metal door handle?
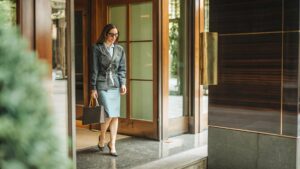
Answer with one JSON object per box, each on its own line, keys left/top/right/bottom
{"left": 200, "top": 32, "right": 218, "bottom": 85}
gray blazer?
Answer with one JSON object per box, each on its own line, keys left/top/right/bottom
{"left": 91, "top": 43, "right": 126, "bottom": 90}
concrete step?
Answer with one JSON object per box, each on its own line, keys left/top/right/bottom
{"left": 181, "top": 158, "right": 207, "bottom": 169}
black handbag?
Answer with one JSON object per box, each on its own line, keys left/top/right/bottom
{"left": 82, "top": 97, "right": 105, "bottom": 125}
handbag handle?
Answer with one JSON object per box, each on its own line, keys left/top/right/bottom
{"left": 89, "top": 96, "right": 100, "bottom": 107}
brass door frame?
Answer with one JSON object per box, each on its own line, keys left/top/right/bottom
{"left": 160, "top": 0, "right": 207, "bottom": 139}
{"left": 189, "top": 0, "right": 206, "bottom": 134}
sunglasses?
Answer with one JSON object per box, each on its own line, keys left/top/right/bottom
{"left": 107, "top": 32, "right": 119, "bottom": 37}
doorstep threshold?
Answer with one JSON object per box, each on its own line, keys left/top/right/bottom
{"left": 131, "top": 145, "right": 207, "bottom": 169}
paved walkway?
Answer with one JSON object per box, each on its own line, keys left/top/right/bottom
{"left": 49, "top": 79, "right": 208, "bottom": 168}
{"left": 76, "top": 128, "right": 207, "bottom": 169}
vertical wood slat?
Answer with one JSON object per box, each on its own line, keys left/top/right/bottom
{"left": 126, "top": 3, "right": 131, "bottom": 120}
{"left": 82, "top": 9, "right": 89, "bottom": 106}
{"left": 35, "top": 0, "right": 52, "bottom": 72}
{"left": 66, "top": 0, "right": 76, "bottom": 163}
{"left": 91, "top": 0, "right": 106, "bottom": 44}
{"left": 190, "top": 0, "right": 206, "bottom": 133}
{"left": 152, "top": 0, "right": 159, "bottom": 139}
{"left": 17, "top": 0, "right": 52, "bottom": 72}
{"left": 190, "top": 0, "right": 200, "bottom": 133}
{"left": 17, "top": 0, "right": 35, "bottom": 50}
{"left": 161, "top": 0, "right": 169, "bottom": 139}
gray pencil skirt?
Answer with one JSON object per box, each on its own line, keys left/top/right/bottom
{"left": 97, "top": 88, "right": 120, "bottom": 118}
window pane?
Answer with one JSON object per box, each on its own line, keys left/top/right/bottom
{"left": 50, "top": 0, "right": 68, "bottom": 156}
{"left": 52, "top": 1, "right": 67, "bottom": 79}
{"left": 109, "top": 5, "right": 127, "bottom": 42}
{"left": 118, "top": 43, "right": 127, "bottom": 118}
{"left": 130, "top": 2, "right": 152, "bottom": 41}
{"left": 120, "top": 95, "right": 126, "bottom": 118}
{"left": 118, "top": 42, "right": 127, "bottom": 55}
{"left": 130, "top": 42, "right": 152, "bottom": 80}
{"left": 131, "top": 81, "right": 153, "bottom": 121}
{"left": 168, "top": 0, "right": 188, "bottom": 118}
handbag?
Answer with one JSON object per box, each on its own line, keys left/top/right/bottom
{"left": 82, "top": 97, "right": 105, "bottom": 125}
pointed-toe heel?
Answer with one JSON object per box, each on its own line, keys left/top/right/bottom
{"left": 97, "top": 144, "right": 105, "bottom": 151}
{"left": 110, "top": 152, "right": 118, "bottom": 157}
{"left": 108, "top": 142, "right": 118, "bottom": 157}
{"left": 98, "top": 135, "right": 105, "bottom": 151}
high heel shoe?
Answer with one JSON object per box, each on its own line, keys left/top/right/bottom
{"left": 108, "top": 142, "right": 118, "bottom": 157}
{"left": 97, "top": 144, "right": 105, "bottom": 151}
{"left": 98, "top": 135, "right": 105, "bottom": 151}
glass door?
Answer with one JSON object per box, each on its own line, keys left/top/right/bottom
{"left": 74, "top": 0, "right": 89, "bottom": 125}
{"left": 108, "top": 0, "right": 158, "bottom": 139}
{"left": 168, "top": 0, "right": 189, "bottom": 136}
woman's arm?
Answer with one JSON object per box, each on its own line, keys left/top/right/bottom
{"left": 91, "top": 45, "right": 100, "bottom": 91}
{"left": 118, "top": 48, "right": 127, "bottom": 94}
{"left": 118, "top": 49, "right": 126, "bottom": 87}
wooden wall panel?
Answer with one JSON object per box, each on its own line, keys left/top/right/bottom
{"left": 282, "top": 32, "right": 299, "bottom": 136}
{"left": 35, "top": 0, "right": 52, "bottom": 68}
{"left": 209, "top": 0, "right": 282, "bottom": 34}
{"left": 91, "top": 0, "right": 106, "bottom": 44}
{"left": 209, "top": 34, "right": 282, "bottom": 134}
{"left": 17, "top": 0, "right": 34, "bottom": 50}
{"left": 209, "top": 0, "right": 300, "bottom": 137}
{"left": 284, "top": 0, "right": 300, "bottom": 31}
{"left": 17, "top": 0, "right": 52, "bottom": 72}
{"left": 161, "top": 0, "right": 169, "bottom": 139}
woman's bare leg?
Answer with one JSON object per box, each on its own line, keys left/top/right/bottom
{"left": 109, "top": 117, "right": 118, "bottom": 153}
{"left": 99, "top": 118, "right": 112, "bottom": 147}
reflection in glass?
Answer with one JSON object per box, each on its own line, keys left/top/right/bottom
{"left": 50, "top": 0, "right": 68, "bottom": 156}
{"left": 51, "top": 0, "right": 67, "bottom": 80}
{"left": 131, "top": 81, "right": 153, "bottom": 121}
{"left": 204, "top": 0, "right": 209, "bottom": 32}
{"left": 130, "top": 2, "right": 152, "bottom": 41}
{"left": 109, "top": 5, "right": 127, "bottom": 42}
{"left": 168, "top": 0, "right": 188, "bottom": 118}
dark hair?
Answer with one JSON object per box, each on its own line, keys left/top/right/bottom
{"left": 96, "top": 24, "right": 119, "bottom": 44}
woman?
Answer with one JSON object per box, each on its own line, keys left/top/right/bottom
{"left": 90, "top": 24, "right": 126, "bottom": 157}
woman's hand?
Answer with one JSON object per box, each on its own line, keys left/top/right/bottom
{"left": 91, "top": 90, "right": 98, "bottom": 99}
{"left": 120, "top": 85, "right": 127, "bottom": 95}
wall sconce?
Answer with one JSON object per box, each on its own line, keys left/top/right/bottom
{"left": 200, "top": 32, "right": 218, "bottom": 85}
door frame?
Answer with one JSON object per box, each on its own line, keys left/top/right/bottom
{"left": 105, "top": 0, "right": 159, "bottom": 139}
{"left": 74, "top": 0, "right": 90, "bottom": 124}
{"left": 78, "top": 0, "right": 206, "bottom": 141}
{"left": 160, "top": 0, "right": 206, "bottom": 139}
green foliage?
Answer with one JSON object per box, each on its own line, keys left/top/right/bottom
{"left": 0, "top": 12, "right": 71, "bottom": 169}
{"left": 0, "top": 0, "right": 16, "bottom": 27}
{"left": 169, "top": 22, "right": 179, "bottom": 77}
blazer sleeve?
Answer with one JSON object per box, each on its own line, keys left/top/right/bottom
{"left": 91, "top": 45, "right": 99, "bottom": 90}
{"left": 118, "top": 48, "right": 126, "bottom": 87}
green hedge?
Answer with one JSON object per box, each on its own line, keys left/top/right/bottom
{"left": 0, "top": 7, "right": 71, "bottom": 169}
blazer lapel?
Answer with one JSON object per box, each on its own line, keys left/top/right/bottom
{"left": 99, "top": 44, "right": 112, "bottom": 62}
{"left": 111, "top": 45, "right": 117, "bottom": 62}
